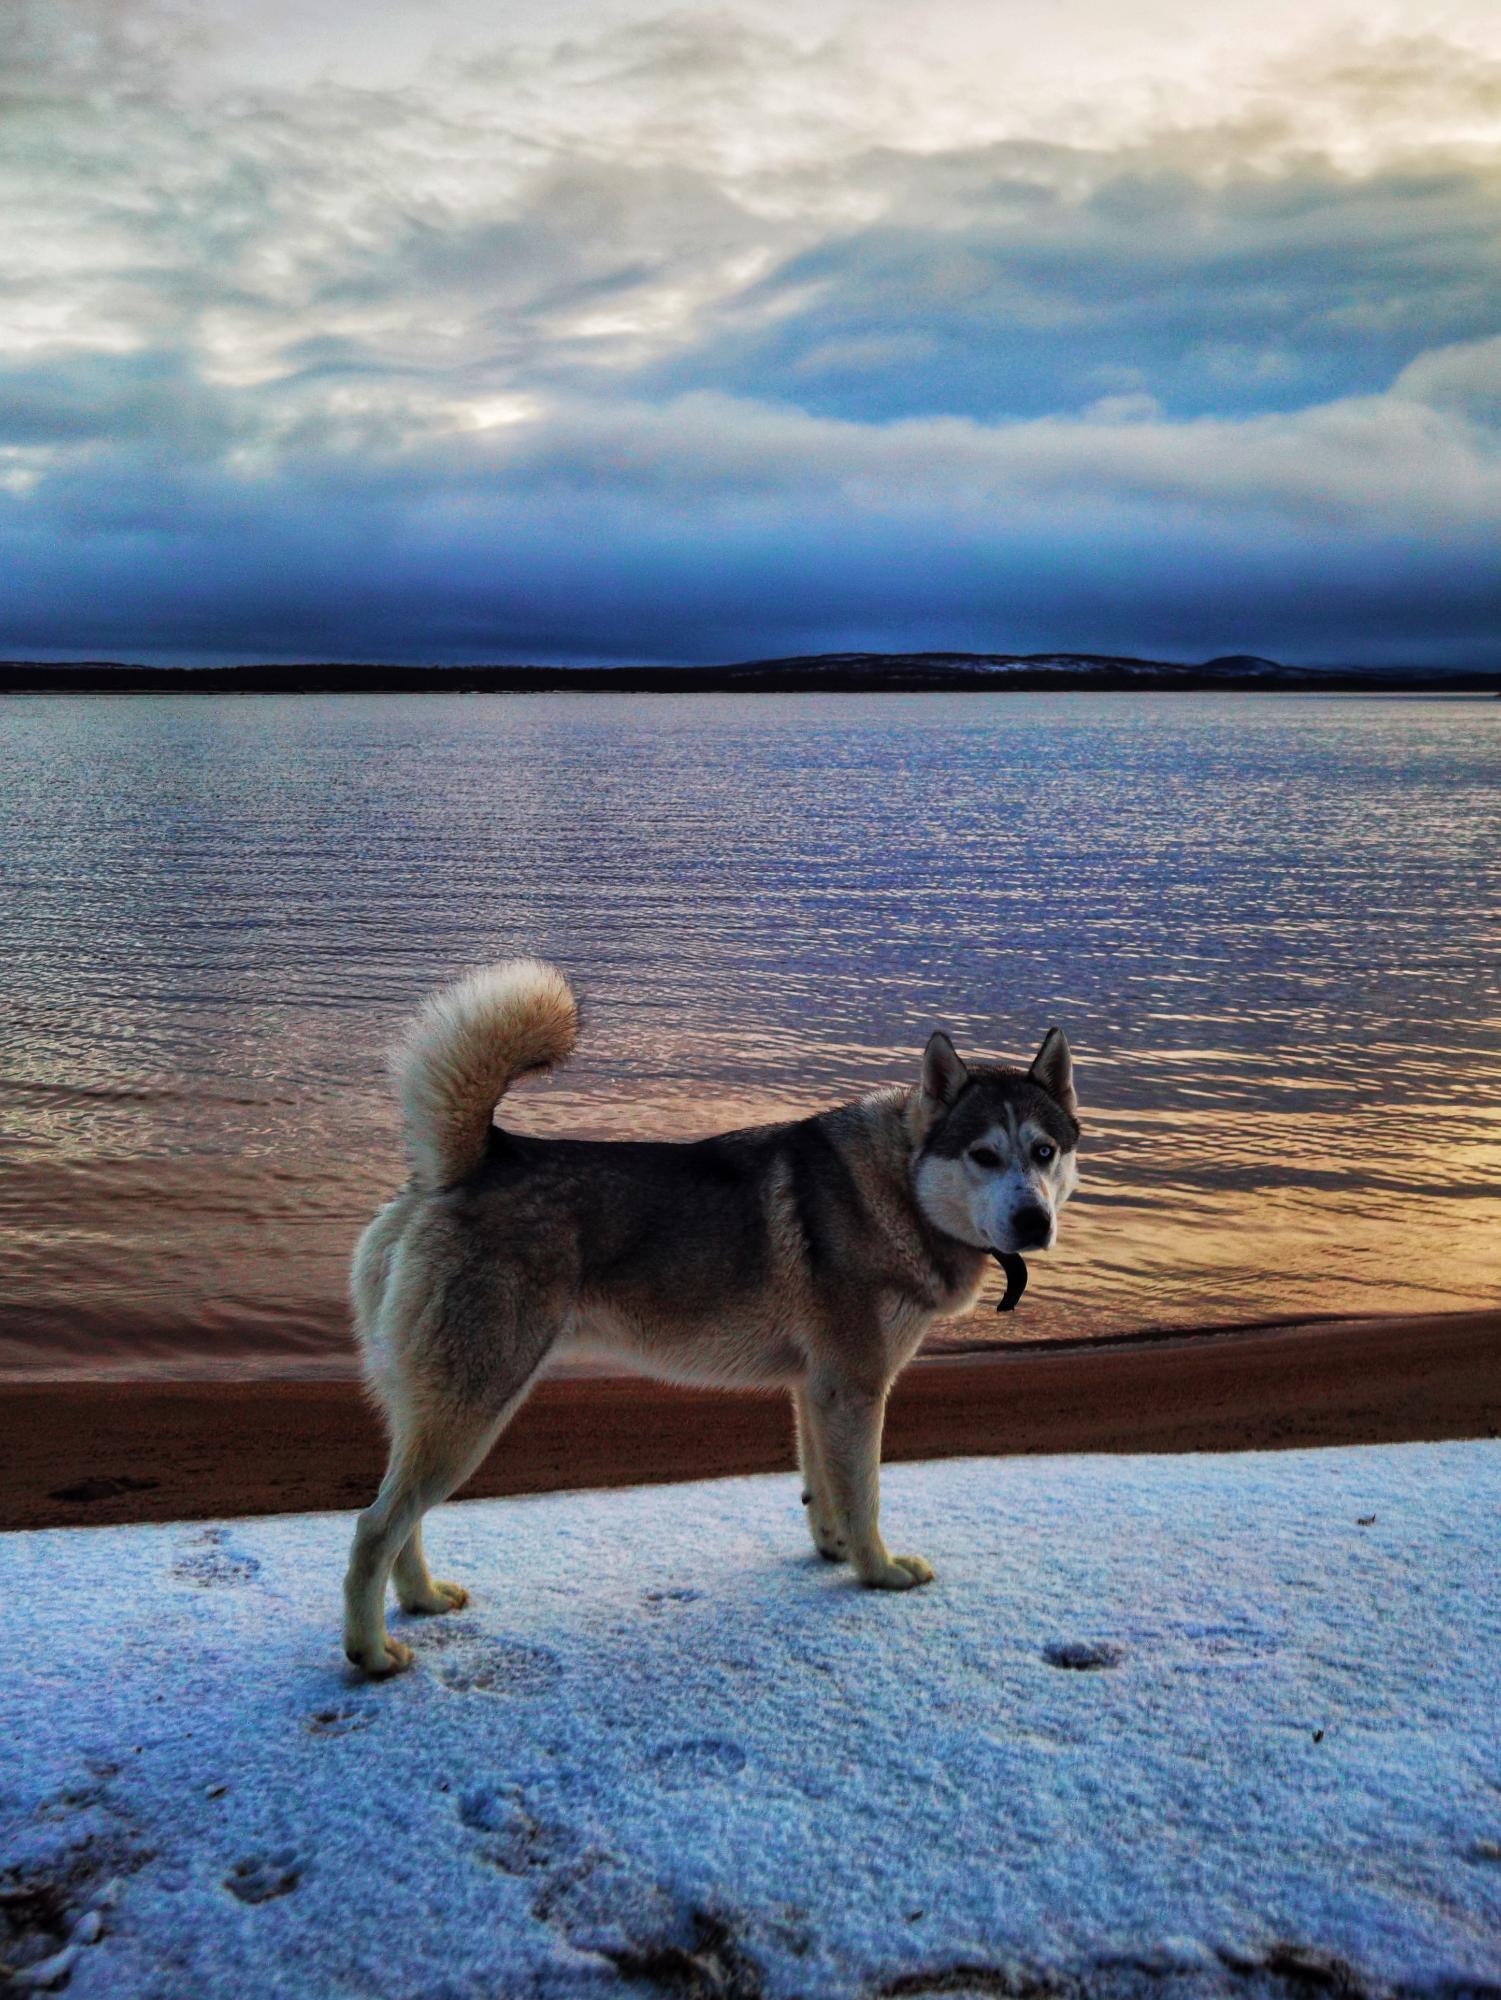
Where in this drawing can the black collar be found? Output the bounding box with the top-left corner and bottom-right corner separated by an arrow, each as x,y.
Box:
990,1250 -> 1029,1313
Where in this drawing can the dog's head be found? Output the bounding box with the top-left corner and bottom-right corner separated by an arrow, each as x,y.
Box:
910,1028 -> 1080,1256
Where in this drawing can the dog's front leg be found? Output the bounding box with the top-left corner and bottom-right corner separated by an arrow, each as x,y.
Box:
806,1372 -> 934,1590
792,1382 -> 848,1562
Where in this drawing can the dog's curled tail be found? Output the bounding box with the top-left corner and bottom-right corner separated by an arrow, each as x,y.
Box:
393,959 -> 578,1188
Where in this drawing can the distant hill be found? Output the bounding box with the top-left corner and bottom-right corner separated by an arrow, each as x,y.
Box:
0,652 -> 1495,693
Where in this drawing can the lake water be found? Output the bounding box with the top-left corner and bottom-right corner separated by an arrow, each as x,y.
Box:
0,692 -> 1496,1379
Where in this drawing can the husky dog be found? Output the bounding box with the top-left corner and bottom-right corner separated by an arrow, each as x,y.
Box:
343,961 -> 1079,1676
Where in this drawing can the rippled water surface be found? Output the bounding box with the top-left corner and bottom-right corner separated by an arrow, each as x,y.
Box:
1,692 -> 1496,1377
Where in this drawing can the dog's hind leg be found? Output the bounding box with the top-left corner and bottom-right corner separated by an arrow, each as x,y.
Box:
792,1382 -> 848,1563
343,1336 -> 551,1678
392,1521 -> 464,1616
343,1399 -> 506,1677
806,1369 -> 934,1591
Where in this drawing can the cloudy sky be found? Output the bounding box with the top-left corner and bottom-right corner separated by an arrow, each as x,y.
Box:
4,0 -> 1501,664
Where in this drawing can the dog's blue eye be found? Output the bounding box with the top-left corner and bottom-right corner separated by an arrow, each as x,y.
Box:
1034,1143 -> 1055,1164
969,1146 -> 1001,1169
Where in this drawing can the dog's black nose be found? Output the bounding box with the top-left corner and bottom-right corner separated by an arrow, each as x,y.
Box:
1011,1205 -> 1051,1250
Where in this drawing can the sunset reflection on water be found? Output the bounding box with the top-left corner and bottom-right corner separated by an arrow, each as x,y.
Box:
1,692 -> 1496,1378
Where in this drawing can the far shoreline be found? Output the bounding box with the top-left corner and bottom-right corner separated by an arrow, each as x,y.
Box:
3,652 -> 1498,697
4,1306 -> 1496,1533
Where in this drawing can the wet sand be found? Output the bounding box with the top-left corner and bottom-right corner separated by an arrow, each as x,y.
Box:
3,1309 -> 1497,1532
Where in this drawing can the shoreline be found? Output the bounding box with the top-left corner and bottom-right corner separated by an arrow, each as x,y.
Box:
2,654 -> 1498,697
0,1307 -> 1361,1387
3,1306 -> 1497,1532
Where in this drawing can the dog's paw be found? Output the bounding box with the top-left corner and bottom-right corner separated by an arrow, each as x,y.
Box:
859,1554 -> 935,1590
398,1579 -> 469,1615
345,1636 -> 415,1678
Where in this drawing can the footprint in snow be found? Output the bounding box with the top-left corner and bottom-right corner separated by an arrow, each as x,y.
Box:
172,1526 -> 260,1588
306,1703 -> 375,1738
435,1639 -> 562,1697
1044,1640 -> 1125,1671
224,1851 -> 302,1904
650,1738 -> 747,1788
172,1547 -> 261,1587
458,1787 -> 577,1873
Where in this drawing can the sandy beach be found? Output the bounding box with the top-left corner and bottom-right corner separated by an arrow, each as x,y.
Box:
3,1307 -> 1497,1532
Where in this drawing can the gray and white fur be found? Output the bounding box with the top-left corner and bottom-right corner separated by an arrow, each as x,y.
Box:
343,959 -> 1080,1676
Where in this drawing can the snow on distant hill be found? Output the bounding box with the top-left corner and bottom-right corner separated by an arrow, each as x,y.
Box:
3,1443 -> 1499,1995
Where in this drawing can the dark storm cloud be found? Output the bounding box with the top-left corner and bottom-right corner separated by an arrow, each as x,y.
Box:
6,366 -> 1498,664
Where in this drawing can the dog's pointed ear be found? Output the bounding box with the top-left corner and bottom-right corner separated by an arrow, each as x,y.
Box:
1028,1026 -> 1076,1117
921,1030 -> 969,1110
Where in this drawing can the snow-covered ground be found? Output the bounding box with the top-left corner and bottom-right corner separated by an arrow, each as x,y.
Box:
4,1443 -> 1499,1998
